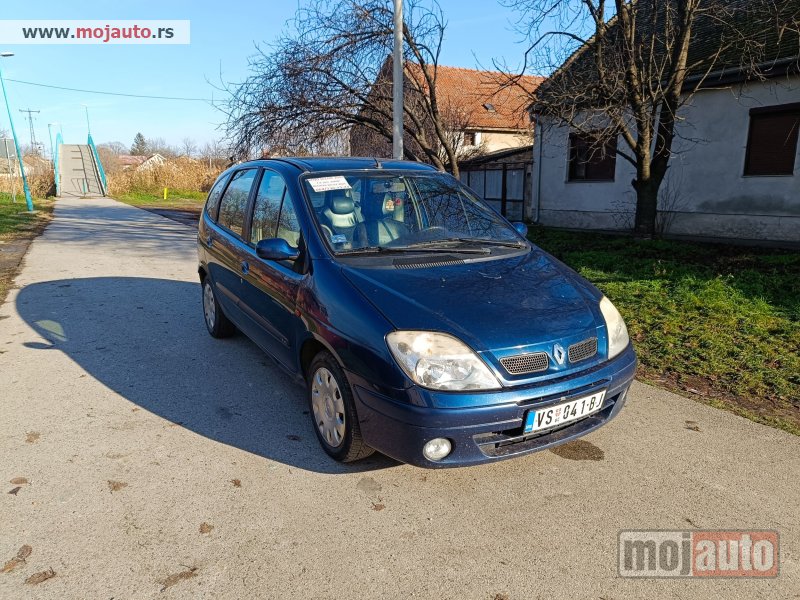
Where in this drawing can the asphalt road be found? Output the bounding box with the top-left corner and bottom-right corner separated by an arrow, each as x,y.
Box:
1,196 -> 798,599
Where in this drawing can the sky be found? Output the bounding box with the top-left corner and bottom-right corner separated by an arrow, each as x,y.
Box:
0,0 -> 532,153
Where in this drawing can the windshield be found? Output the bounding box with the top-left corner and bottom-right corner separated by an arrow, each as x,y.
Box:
302,172 -> 524,254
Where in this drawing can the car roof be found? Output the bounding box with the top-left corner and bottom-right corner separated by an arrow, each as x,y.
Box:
236,156 -> 439,173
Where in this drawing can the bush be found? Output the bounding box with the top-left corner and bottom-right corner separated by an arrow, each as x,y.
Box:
108,158 -> 223,197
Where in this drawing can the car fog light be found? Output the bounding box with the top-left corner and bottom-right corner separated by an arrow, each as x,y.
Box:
422,438 -> 452,462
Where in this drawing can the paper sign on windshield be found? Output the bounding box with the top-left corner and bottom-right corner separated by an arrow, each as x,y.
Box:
307,176 -> 352,192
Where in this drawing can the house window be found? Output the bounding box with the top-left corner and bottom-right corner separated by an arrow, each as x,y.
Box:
463,132 -> 476,146
744,104 -> 800,176
568,132 -> 617,181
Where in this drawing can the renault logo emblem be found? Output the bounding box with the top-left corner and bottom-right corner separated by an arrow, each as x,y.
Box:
553,343 -> 566,365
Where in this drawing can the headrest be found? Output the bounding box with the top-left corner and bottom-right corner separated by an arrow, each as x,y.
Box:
363,193 -> 397,219
327,191 -> 354,215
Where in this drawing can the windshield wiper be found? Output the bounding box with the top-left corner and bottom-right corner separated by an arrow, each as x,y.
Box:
405,237 -> 527,250
339,245 -> 489,255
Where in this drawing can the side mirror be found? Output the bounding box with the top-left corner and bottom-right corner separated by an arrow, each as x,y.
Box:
512,222 -> 528,237
256,238 -> 299,262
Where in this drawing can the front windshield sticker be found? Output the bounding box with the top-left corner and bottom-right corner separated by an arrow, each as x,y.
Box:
307,176 -> 352,192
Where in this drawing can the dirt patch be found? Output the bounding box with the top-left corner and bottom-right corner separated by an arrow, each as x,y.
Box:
643,370 -> 800,435
549,440 -> 605,461
0,202 -> 54,305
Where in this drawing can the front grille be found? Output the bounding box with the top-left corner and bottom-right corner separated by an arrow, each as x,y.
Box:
500,352 -> 549,375
568,337 -> 598,363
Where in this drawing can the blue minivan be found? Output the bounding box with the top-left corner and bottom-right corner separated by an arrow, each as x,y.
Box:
198,157 -> 636,468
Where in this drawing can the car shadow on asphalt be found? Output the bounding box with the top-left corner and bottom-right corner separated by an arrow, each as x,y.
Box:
15,276 -> 399,474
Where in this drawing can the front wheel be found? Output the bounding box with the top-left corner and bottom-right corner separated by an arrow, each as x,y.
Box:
202,277 -> 235,338
307,352 -> 375,463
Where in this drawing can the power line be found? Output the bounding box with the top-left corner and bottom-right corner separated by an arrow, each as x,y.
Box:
5,78 -> 214,102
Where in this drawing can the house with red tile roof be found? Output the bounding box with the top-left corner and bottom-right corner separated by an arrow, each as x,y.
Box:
350,62 -> 542,161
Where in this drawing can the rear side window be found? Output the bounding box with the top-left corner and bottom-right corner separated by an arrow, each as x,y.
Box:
218,169 -> 257,237
204,173 -> 231,221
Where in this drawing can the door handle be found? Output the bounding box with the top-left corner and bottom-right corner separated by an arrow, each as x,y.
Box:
241,261 -> 249,275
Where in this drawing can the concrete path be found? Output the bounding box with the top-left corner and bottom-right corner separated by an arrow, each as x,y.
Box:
1,196 -> 798,599
58,145 -> 103,198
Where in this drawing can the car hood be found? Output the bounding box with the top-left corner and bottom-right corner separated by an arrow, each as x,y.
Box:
340,248 -> 603,356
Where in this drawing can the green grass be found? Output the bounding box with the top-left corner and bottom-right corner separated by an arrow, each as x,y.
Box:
0,191 -> 52,236
0,191 -> 54,303
529,226 -> 800,434
114,189 -> 206,210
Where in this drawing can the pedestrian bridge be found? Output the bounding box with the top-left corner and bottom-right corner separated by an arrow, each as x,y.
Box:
54,133 -> 107,198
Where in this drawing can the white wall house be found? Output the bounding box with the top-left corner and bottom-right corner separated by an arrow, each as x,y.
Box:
531,75 -> 800,244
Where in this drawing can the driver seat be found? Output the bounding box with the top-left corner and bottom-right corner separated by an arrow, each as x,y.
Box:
355,193 -> 408,247
319,190 -> 359,245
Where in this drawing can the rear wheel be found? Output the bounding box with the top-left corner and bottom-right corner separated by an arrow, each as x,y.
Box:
307,352 -> 374,463
202,278 -> 235,338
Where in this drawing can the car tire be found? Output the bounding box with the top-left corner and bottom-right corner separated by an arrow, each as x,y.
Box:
202,277 -> 235,338
307,351 -> 375,463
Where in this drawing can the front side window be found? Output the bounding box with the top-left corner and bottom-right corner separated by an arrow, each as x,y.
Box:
744,105 -> 800,176
277,195 -> 301,247
568,132 -> 617,181
218,169 -> 257,237
250,170 -> 287,243
302,172 -> 524,255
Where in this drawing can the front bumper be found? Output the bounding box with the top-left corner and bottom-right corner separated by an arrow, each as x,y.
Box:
349,345 -> 637,468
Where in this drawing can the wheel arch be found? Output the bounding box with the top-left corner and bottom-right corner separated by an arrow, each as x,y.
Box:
299,334 -> 344,382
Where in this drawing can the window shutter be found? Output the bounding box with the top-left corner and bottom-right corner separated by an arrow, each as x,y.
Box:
745,109 -> 800,176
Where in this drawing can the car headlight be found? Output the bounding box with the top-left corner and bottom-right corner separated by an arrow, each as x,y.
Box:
386,331 -> 501,391
599,296 -> 629,359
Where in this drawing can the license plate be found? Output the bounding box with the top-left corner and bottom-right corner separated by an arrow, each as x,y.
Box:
523,390 -> 606,434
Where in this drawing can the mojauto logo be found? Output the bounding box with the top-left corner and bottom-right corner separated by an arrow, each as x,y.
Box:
618,530 -> 779,578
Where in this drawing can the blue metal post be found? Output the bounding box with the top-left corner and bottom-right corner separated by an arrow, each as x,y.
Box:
0,59 -> 34,211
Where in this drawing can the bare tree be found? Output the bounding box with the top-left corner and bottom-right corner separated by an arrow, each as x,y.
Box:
222,0 -> 475,175
199,139 -> 234,168
146,137 -> 178,158
99,141 -> 127,156
181,137 -> 198,158
503,0 -> 799,237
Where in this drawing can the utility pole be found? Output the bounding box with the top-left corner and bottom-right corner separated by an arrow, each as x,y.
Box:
19,108 -> 40,154
392,0 -> 404,160
3,138 -> 16,203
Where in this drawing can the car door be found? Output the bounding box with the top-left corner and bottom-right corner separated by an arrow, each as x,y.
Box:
239,169 -> 307,371
207,167 -> 259,330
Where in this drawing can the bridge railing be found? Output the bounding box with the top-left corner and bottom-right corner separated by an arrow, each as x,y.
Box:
87,133 -> 107,195
54,132 -> 62,196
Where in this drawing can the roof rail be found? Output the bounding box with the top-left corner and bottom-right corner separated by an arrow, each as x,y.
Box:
269,157 -> 310,172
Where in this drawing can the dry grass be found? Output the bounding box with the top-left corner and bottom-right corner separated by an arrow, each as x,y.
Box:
108,158 -> 223,197
0,172 -> 55,199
